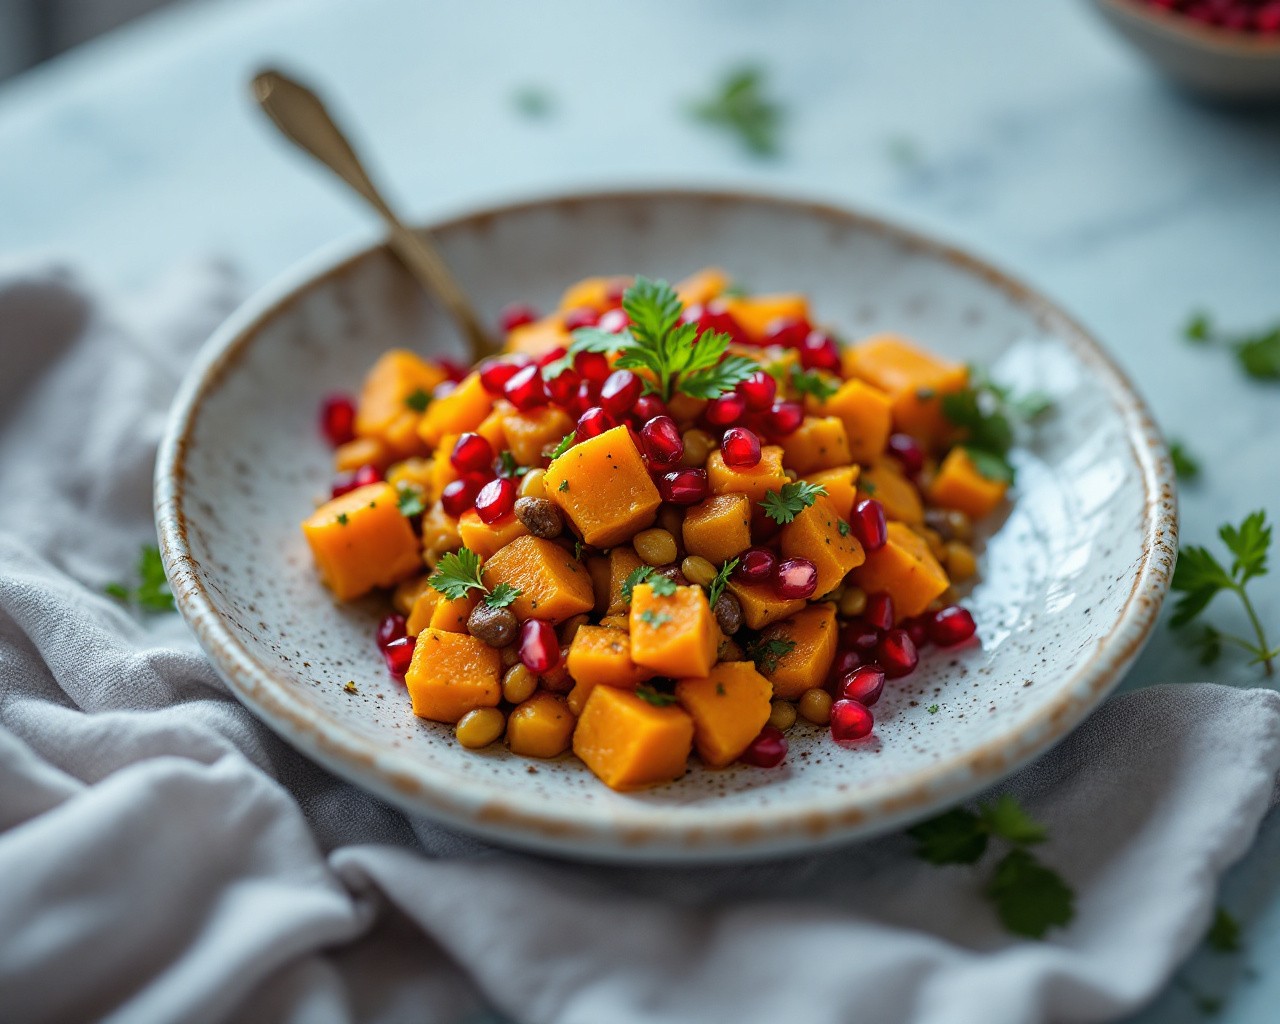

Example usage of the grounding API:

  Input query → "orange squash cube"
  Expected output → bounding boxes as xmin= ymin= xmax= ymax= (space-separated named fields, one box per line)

xmin=502 ymin=405 xmax=574 ymax=466
xmin=301 ymin=482 xmax=422 ymax=601
xmin=430 ymin=433 xmax=461 ymax=501
xmin=927 ymin=447 xmax=1009 ymax=521
xmin=392 ymin=574 xmax=434 ymax=615
xmin=572 ymin=685 xmax=695 ymax=790
xmin=630 ymin=584 xmax=718 ymax=678
xmin=566 ymin=626 xmax=650 ymax=714
xmin=429 ymin=591 xmax=478 ymax=633
xmin=335 ymin=436 xmax=391 ymax=473
xmin=851 ymin=521 xmax=950 ymax=618
xmin=720 ymin=294 xmax=810 ymax=344
xmin=757 ymin=604 xmax=839 ymax=699
xmin=475 ymin=408 xmax=508 ymax=452
xmin=707 ymin=444 xmax=788 ymax=505
xmin=682 ymin=493 xmax=753 ymax=565
xmin=457 ymin=510 xmax=529 ymax=559
xmin=782 ymin=416 xmax=852 ymax=475
xmin=418 ymin=372 xmax=493 ymax=448
xmin=811 ymin=378 xmax=893 ymax=465
xmin=602 ymin=547 xmax=645 ymax=615
xmin=802 ymin=465 xmax=860 ymax=520
xmin=726 ymin=579 xmax=806 ymax=631
xmin=505 ymin=315 xmax=572 ymax=357
xmin=405 ymin=628 xmax=501 ymax=723
xmin=859 ymin=459 xmax=924 ymax=525
xmin=844 ymin=334 xmax=968 ymax=445
xmin=356 ymin=350 xmax=447 ymax=452
xmin=405 ymin=587 xmax=441 ymax=636
xmin=675 ymin=266 xmax=730 ymax=306
xmin=506 ymin=693 xmax=575 ymax=758
xmin=543 ymin=425 xmax=662 ymax=547
xmin=558 ymin=275 xmax=630 ymax=313
xmin=779 ymin=495 xmax=866 ymax=597
xmin=675 ymin=661 xmax=773 ymax=767
xmin=481 ymin=536 xmax=594 ymax=624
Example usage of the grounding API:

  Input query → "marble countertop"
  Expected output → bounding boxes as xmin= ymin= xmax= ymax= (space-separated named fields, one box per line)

xmin=2 ymin=0 xmax=1278 ymax=1019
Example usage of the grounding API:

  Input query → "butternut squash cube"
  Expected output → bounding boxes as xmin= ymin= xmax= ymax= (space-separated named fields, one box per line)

xmin=335 ymin=436 xmax=391 ymax=473
xmin=507 ymin=693 xmax=575 ymax=758
xmin=779 ymin=495 xmax=866 ymax=597
xmin=675 ymin=266 xmax=730 ymax=307
xmin=502 ymin=405 xmax=574 ymax=466
xmin=707 ymin=445 xmax=788 ymax=505
xmin=757 ymin=604 xmax=839 ymax=699
xmin=405 ymin=629 xmax=501 ymax=723
xmin=859 ymin=459 xmax=924 ymax=525
xmin=457 ymin=510 xmax=529 ymax=559
xmin=431 ymin=433 xmax=461 ymax=500
xmin=505 ymin=315 xmax=572 ymax=357
xmin=851 ymin=521 xmax=950 ymax=618
xmin=482 ymin=535 xmax=594 ymax=624
xmin=682 ymin=493 xmax=753 ymax=565
xmin=566 ymin=626 xmax=650 ymax=714
xmin=558 ymin=275 xmax=630 ymax=313
xmin=810 ymin=378 xmax=893 ymax=465
xmin=418 ymin=372 xmax=493 ymax=448
xmin=405 ymin=587 xmax=441 ymax=636
xmin=543 ymin=425 xmax=661 ymax=547
xmin=782 ymin=416 xmax=852 ymax=475
xmin=603 ymin=547 xmax=644 ymax=615
xmin=927 ymin=447 xmax=1009 ymax=520
xmin=475 ymin=408 xmax=508 ymax=452
xmin=675 ymin=661 xmax=773 ymax=767
xmin=301 ymin=482 xmax=422 ymax=601
xmin=630 ymin=584 xmax=718 ymax=679
xmin=429 ymin=592 xmax=478 ymax=633
xmin=725 ymin=579 xmax=805 ymax=631
xmin=720 ymin=294 xmax=810 ymax=345
xmin=802 ymin=465 xmax=860 ymax=520
xmin=845 ymin=334 xmax=968 ymax=446
xmin=356 ymin=350 xmax=447 ymax=452
xmin=572 ymin=685 xmax=694 ymax=790
xmin=392 ymin=574 xmax=434 ymax=615
xmin=386 ymin=457 xmax=435 ymax=500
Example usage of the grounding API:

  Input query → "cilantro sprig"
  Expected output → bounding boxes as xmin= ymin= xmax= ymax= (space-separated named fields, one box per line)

xmin=688 ymin=65 xmax=783 ymax=157
xmin=908 ymin=794 xmax=1074 ymax=939
xmin=760 ymin=481 xmax=826 ymax=526
xmin=789 ymin=366 xmax=839 ymax=402
xmin=427 ymin=548 xmax=522 ymax=609
xmin=1170 ymin=510 xmax=1276 ymax=674
xmin=395 ymin=484 xmax=426 ymax=518
xmin=941 ymin=369 xmax=1052 ymax=484
xmin=549 ymin=278 xmax=756 ymax=403
xmin=708 ymin=557 xmax=740 ymax=607
xmin=106 ymin=544 xmax=175 ymax=614
xmin=620 ymin=565 xmax=677 ymax=604
xmin=745 ymin=636 xmax=796 ymax=674
xmin=549 ymin=432 xmax=576 ymax=460
xmin=1185 ymin=310 xmax=1280 ymax=382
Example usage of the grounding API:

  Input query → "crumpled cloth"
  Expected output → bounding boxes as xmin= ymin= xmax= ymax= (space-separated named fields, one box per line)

xmin=1 ymin=265 xmax=1278 ymax=1024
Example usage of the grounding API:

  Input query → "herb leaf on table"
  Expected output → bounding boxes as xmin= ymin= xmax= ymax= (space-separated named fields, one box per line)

xmin=1169 ymin=440 xmax=1201 ymax=482
xmin=688 ymin=66 xmax=783 ymax=157
xmin=1184 ymin=311 xmax=1280 ymax=382
xmin=106 ymin=544 xmax=175 ymax=613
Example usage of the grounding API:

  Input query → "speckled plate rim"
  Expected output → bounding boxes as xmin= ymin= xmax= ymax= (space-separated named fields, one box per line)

xmin=155 ymin=187 xmax=1178 ymax=862
xmin=1094 ymin=0 xmax=1280 ymax=55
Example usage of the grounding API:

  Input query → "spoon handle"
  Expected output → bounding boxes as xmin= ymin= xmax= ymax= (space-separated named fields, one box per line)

xmin=251 ymin=68 xmax=496 ymax=361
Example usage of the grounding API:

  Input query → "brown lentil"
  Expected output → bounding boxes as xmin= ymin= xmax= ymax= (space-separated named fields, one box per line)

xmin=467 ymin=603 xmax=518 ymax=648
xmin=714 ymin=592 xmax=744 ymax=635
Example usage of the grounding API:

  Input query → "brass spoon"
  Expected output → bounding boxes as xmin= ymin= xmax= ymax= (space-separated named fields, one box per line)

xmin=251 ymin=68 xmax=497 ymax=361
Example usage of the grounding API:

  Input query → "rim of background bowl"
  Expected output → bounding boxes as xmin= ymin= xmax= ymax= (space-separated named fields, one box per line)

xmin=1095 ymin=0 xmax=1280 ymax=55
xmin=155 ymin=187 xmax=1178 ymax=862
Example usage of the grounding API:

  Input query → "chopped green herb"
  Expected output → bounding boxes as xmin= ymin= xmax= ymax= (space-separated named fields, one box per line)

xmin=574 ymin=539 xmax=584 ymax=561
xmin=1206 ymin=907 xmax=1242 ymax=953
xmin=716 ymin=682 xmax=726 ymax=696
xmin=427 ymin=548 xmax=488 ymax=602
xmin=497 ymin=451 xmax=529 ymax=478
xmin=396 ymin=485 xmax=426 ymax=518
xmin=550 ymin=433 xmax=576 ymax=460
xmin=344 ymin=680 xmax=358 ymax=695
xmin=747 ymin=636 xmax=795 ymax=674
xmin=649 ymin=574 xmax=678 ymax=598
xmin=861 ymin=481 xmax=877 ymax=495
xmin=558 ymin=480 xmax=569 ymax=492
xmin=688 ymin=65 xmax=783 ymax=157
xmin=336 ymin=512 xmax=350 ymax=526
xmin=986 ymin=849 xmax=1075 ymax=940
xmin=640 ymin=609 xmax=673 ymax=628
xmin=979 ymin=793 xmax=1048 ymax=846
xmin=708 ymin=557 xmax=740 ymax=607
xmin=635 ymin=684 xmax=679 ymax=706
xmin=838 ymin=520 xmax=851 ymax=537
xmin=1170 ymin=440 xmax=1201 ymax=482
xmin=513 ymin=85 xmax=554 ymax=118
xmin=404 ymin=388 xmax=432 ymax=412
xmin=105 ymin=544 xmax=175 ymax=614
xmin=486 ymin=583 xmax=521 ymax=609
xmin=620 ymin=566 xmax=655 ymax=603
xmin=1184 ymin=311 xmax=1280 ymax=382
xmin=760 ymin=481 xmax=827 ymax=525
xmin=927 ymin=704 xmax=940 ymax=715
xmin=789 ymin=365 xmax=840 ymax=401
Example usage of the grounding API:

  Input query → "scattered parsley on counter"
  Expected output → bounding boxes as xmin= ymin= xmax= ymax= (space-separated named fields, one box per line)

xmin=688 ymin=65 xmax=783 ymax=157
xmin=427 ymin=548 xmax=522 ymax=609
xmin=760 ymin=481 xmax=826 ymax=526
xmin=513 ymin=85 xmax=555 ymax=118
xmin=1185 ymin=310 xmax=1280 ymax=382
xmin=1206 ymin=907 xmax=1242 ymax=953
xmin=106 ymin=544 xmax=175 ymax=614
xmin=927 ymin=704 xmax=940 ymax=714
xmin=1169 ymin=440 xmax=1201 ymax=483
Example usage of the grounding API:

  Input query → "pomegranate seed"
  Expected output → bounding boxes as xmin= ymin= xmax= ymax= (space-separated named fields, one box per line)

xmin=545 ymin=366 xmax=581 ymax=407
xmin=739 ymin=725 xmax=788 ymax=767
xmin=737 ymin=370 xmax=777 ymax=411
xmin=383 ymin=636 xmax=416 ymax=678
xmin=330 ymin=474 xmax=358 ymax=498
xmin=575 ymin=351 xmax=610 ymax=384
xmin=775 ymin=558 xmax=818 ymax=600
xmin=503 ymin=364 xmax=548 ymax=411
xmin=603 ymin=279 xmax=629 ymax=306
xmin=737 ymin=547 xmax=777 ymax=583
xmin=929 ymin=605 xmax=978 ymax=647
xmin=658 ymin=468 xmax=709 ymax=505
xmin=499 ymin=303 xmax=538 ymax=333
xmin=479 ymin=358 xmax=522 ymax=396
xmin=905 ymin=616 xmax=930 ymax=649
xmin=763 ymin=316 xmax=811 ymax=350
xmin=475 ymin=477 xmax=516 ymax=524
xmin=799 ymin=330 xmax=841 ymax=371
xmin=520 ymin=619 xmax=560 ymax=673
xmin=441 ymin=477 xmax=482 ymax=518
xmin=720 ymin=427 xmax=762 ymax=468
xmin=831 ymin=649 xmax=863 ymax=680
xmin=766 ymin=400 xmax=804 ymax=438
xmin=705 ymin=393 xmax=746 ymax=427
xmin=641 ymin=415 xmax=684 ymax=467
xmin=319 ymin=394 xmax=357 ymax=448
xmin=600 ymin=370 xmax=643 ymax=416
xmin=840 ymin=666 xmax=886 ymax=707
xmin=633 ymin=394 xmax=669 ymax=422
xmin=878 ymin=628 xmax=919 ymax=678
xmin=684 ymin=302 xmax=750 ymax=347
xmin=830 ymin=700 xmax=875 ymax=742
xmin=353 ymin=464 xmax=382 ymax=487
xmin=887 ymin=433 xmax=925 ymax=476
xmin=841 ymin=619 xmax=882 ymax=651
xmin=535 ymin=347 xmax=566 ymax=368
xmin=1258 ymin=4 xmax=1280 ymax=32
xmin=851 ymin=498 xmax=888 ymax=552
xmin=864 ymin=592 xmax=895 ymax=632
xmin=451 ymin=433 xmax=495 ymax=475
xmin=599 ymin=308 xmax=631 ymax=334
xmin=376 ymin=613 xmax=407 ymax=649
xmin=576 ymin=406 xmax=615 ymax=440
xmin=563 ymin=306 xmax=599 ymax=330
xmin=437 ymin=359 xmax=468 ymax=383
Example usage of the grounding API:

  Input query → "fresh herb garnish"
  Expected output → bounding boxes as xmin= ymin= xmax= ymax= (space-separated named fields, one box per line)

xmin=550 ymin=278 xmax=756 ymax=402
xmin=635 ymin=684 xmax=679 ymax=707
xmin=558 ymin=480 xmax=569 ymax=492
xmin=941 ymin=369 xmax=1052 ymax=484
xmin=1170 ymin=440 xmax=1201 ymax=482
xmin=649 ymin=574 xmax=678 ymax=597
xmin=336 ymin=512 xmax=350 ymax=526
xmin=790 ymin=365 xmax=840 ymax=401
xmin=344 ymin=681 xmax=358 ymax=695
xmin=1170 ymin=510 xmax=1276 ymax=675
xmin=549 ymin=433 xmax=576 ymax=460
xmin=105 ymin=544 xmax=175 ymax=614
xmin=396 ymin=485 xmax=426 ymax=518
xmin=513 ymin=85 xmax=554 ymax=118
xmin=497 ymin=451 xmax=529 ymax=478
xmin=746 ymin=636 xmax=796 ymax=674
xmin=620 ymin=566 xmax=655 ymax=603
xmin=688 ymin=65 xmax=783 ymax=157
xmin=1185 ymin=310 xmax=1280 ymax=382
xmin=486 ymin=583 xmax=521 ymax=609
xmin=427 ymin=548 xmax=522 ymax=609
xmin=404 ymin=388 xmax=432 ymax=412
xmin=927 ymin=704 xmax=940 ymax=715
xmin=1206 ymin=907 xmax=1242 ymax=953
xmin=708 ymin=557 xmax=740 ymax=607
xmin=760 ymin=481 xmax=826 ymax=525
xmin=640 ymin=609 xmax=673 ymax=628
xmin=908 ymin=794 xmax=1074 ymax=939
xmin=574 ymin=539 xmax=584 ymax=561
xmin=837 ymin=520 xmax=851 ymax=537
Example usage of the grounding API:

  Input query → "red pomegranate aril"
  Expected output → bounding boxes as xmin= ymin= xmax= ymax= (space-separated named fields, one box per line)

xmin=686 ymin=302 xmax=750 ymax=347
xmin=545 ymin=366 xmax=581 ymax=406
xmin=451 ymin=433 xmax=495 ymax=475
xmin=474 ymin=477 xmax=516 ymax=524
xmin=598 ymin=307 xmax=631 ymax=334
xmin=437 ymin=359 xmax=468 ymax=383
xmin=705 ymin=393 xmax=746 ymax=427
xmin=775 ymin=558 xmax=818 ymax=600
xmin=603 ymin=279 xmax=629 ymax=306
xmin=576 ymin=406 xmax=615 ymax=441
xmin=600 ymin=369 xmax=643 ymax=416
xmin=319 ymin=394 xmax=357 ymax=448
xmin=563 ymin=306 xmax=599 ymax=331
xmin=851 ymin=498 xmax=888 ymax=552
xmin=658 ymin=468 xmax=709 ymax=505
xmin=840 ymin=666 xmax=886 ymax=707
xmin=479 ymin=358 xmax=522 ymax=396
xmin=383 ymin=636 xmax=416 ymax=678
xmin=766 ymin=400 xmax=805 ymax=437
xmin=763 ymin=316 xmax=811 ymax=350
xmin=641 ymin=415 xmax=684 ymax=466
xmin=534 ymin=347 xmax=566 ymax=369
xmin=520 ymin=619 xmax=560 ymax=673
xmin=799 ymin=330 xmax=841 ymax=371
xmin=503 ymin=364 xmax=548 ymax=410
xmin=878 ymin=628 xmax=919 ymax=678
xmin=737 ymin=547 xmax=777 ymax=583
xmin=737 ymin=370 xmax=777 ymax=411
xmin=887 ymin=433 xmax=925 ymax=476
xmin=353 ymin=464 xmax=383 ymax=487
xmin=633 ymin=393 xmax=669 ymax=422
xmin=575 ymin=350 xmax=610 ymax=384
xmin=720 ymin=426 xmax=762 ymax=468
xmin=905 ymin=616 xmax=930 ymax=649
xmin=929 ymin=605 xmax=978 ymax=647
xmin=841 ymin=619 xmax=882 ymax=651
xmin=1259 ymin=4 xmax=1280 ymax=33
xmin=330 ymin=474 xmax=358 ymax=498
xmin=499 ymin=303 xmax=538 ymax=333
xmin=376 ymin=613 xmax=407 ymax=649
xmin=831 ymin=648 xmax=864 ymax=680
xmin=830 ymin=700 xmax=875 ymax=742
xmin=441 ymin=477 xmax=481 ymax=518
xmin=864 ymin=592 xmax=895 ymax=632
xmin=739 ymin=725 xmax=788 ymax=768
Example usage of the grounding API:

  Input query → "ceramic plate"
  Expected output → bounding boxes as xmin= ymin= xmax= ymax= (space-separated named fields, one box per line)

xmin=155 ymin=189 xmax=1177 ymax=862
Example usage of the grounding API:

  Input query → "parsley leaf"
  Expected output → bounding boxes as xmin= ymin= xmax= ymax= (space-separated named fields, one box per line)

xmin=106 ymin=544 xmax=175 ymax=614
xmin=336 ymin=512 xmax=350 ymax=526
xmin=558 ymin=480 xmax=569 ymax=492
xmin=1183 ymin=311 xmax=1280 ymax=382
xmin=790 ymin=366 xmax=840 ymax=401
xmin=979 ymin=794 xmax=1048 ymax=846
xmin=649 ymin=574 xmax=678 ymax=598
xmin=404 ymin=388 xmax=432 ymax=412
xmin=907 ymin=808 xmax=988 ymax=864
xmin=941 ymin=369 xmax=1051 ymax=484
xmin=635 ymin=684 xmax=679 ymax=707
xmin=746 ymin=636 xmax=796 ymax=674
xmin=427 ymin=548 xmax=487 ymax=601
xmin=1207 ymin=907 xmax=1242 ymax=953
xmin=620 ymin=566 xmax=655 ymax=604
xmin=485 ymin=582 xmax=521 ymax=609
xmin=927 ymin=704 xmax=940 ymax=714
xmin=760 ymin=481 xmax=826 ymax=525
xmin=1169 ymin=440 xmax=1201 ymax=482
xmin=396 ymin=484 xmax=426 ymax=518
xmin=513 ymin=85 xmax=554 ymax=118
xmin=708 ymin=557 xmax=740 ymax=607
xmin=639 ymin=608 xmax=673 ymax=628
xmin=986 ymin=849 xmax=1075 ymax=939
xmin=837 ymin=520 xmax=851 ymax=537
xmin=549 ymin=433 xmax=576 ymax=460
xmin=688 ymin=65 xmax=783 ymax=157
xmin=497 ymin=451 xmax=529 ymax=478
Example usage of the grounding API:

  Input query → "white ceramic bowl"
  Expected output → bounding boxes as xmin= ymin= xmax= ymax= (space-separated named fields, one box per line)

xmin=155 ymin=189 xmax=1177 ymax=862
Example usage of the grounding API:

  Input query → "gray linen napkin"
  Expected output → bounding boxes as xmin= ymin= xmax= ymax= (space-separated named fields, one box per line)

xmin=1 ymin=267 xmax=1277 ymax=1024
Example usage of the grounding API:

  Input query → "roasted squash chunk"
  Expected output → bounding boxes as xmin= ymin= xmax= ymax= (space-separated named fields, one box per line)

xmin=418 ymin=372 xmax=492 ymax=448
xmin=682 ymin=493 xmax=753 ymax=566
xmin=779 ymin=495 xmax=866 ymax=597
xmin=802 ymin=465 xmax=860 ymax=520
xmin=851 ymin=521 xmax=950 ymax=618
xmin=405 ymin=629 xmax=501 ymax=723
xmin=566 ymin=626 xmax=650 ymax=714
xmin=630 ymin=584 xmax=718 ymax=678
xmin=573 ymin=685 xmax=694 ymax=790
xmin=356 ymin=350 xmax=447 ymax=455
xmin=707 ymin=445 xmax=788 ymax=504
xmin=507 ymin=693 xmax=575 ymax=758
xmin=429 ymin=592 xmax=478 ymax=633
xmin=482 ymin=536 xmax=594 ymax=624
xmin=502 ymin=406 xmax=575 ymax=466
xmin=335 ymin=436 xmax=391 ymax=473
xmin=675 ymin=266 xmax=730 ymax=306
xmin=725 ymin=579 xmax=805 ymax=630
xmin=859 ymin=459 xmax=924 ymax=525
xmin=301 ymin=482 xmax=422 ymax=601
xmin=405 ymin=587 xmax=441 ymax=636
xmin=558 ymin=275 xmax=630 ymax=313
xmin=720 ymin=294 xmax=810 ymax=344
xmin=927 ymin=447 xmax=1009 ymax=520
xmin=505 ymin=315 xmax=572 ymax=357
xmin=543 ymin=425 xmax=662 ymax=547
xmin=782 ymin=416 xmax=852 ymax=475
xmin=758 ymin=604 xmax=839 ymax=699
xmin=811 ymin=378 xmax=893 ymax=465
xmin=675 ymin=661 xmax=773 ymax=767
xmin=457 ymin=510 xmax=529 ymax=559
xmin=844 ymin=333 xmax=968 ymax=446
